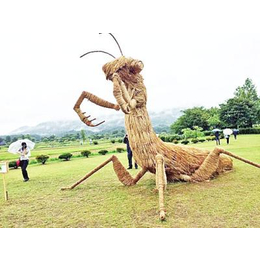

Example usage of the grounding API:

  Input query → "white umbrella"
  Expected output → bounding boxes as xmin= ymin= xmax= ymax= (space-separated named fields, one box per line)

xmin=8 ymin=139 xmax=35 ymax=154
xmin=223 ymin=129 xmax=233 ymax=136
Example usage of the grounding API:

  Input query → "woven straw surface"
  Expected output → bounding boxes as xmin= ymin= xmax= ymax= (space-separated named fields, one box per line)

xmin=102 ymin=56 xmax=234 ymax=182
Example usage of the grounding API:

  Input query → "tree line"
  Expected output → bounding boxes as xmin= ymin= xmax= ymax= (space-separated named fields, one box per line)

xmin=0 ymin=130 xmax=126 ymax=145
xmin=171 ymin=78 xmax=260 ymax=134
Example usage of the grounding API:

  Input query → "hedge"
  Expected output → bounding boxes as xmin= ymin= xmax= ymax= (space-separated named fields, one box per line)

xmin=238 ymin=128 xmax=260 ymax=134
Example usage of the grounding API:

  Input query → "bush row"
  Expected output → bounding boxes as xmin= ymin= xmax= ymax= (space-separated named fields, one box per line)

xmin=238 ymin=128 xmax=260 ymax=134
xmin=159 ymin=128 xmax=260 ymax=143
xmin=160 ymin=136 xmax=219 ymax=144
xmin=8 ymin=147 xmax=126 ymax=168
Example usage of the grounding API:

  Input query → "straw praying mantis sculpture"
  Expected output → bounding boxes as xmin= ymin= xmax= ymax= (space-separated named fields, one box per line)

xmin=62 ymin=34 xmax=260 ymax=221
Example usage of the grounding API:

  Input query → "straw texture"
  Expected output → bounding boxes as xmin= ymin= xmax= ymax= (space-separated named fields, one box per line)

xmin=103 ymin=57 xmax=235 ymax=182
xmin=70 ymin=55 xmax=260 ymax=220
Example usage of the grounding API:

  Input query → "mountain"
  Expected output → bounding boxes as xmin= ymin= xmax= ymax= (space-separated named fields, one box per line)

xmin=10 ymin=108 xmax=182 ymax=136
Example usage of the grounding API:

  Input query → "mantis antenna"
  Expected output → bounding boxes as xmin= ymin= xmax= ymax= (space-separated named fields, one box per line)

xmin=99 ymin=33 xmax=124 ymax=56
xmin=80 ymin=50 xmax=116 ymax=59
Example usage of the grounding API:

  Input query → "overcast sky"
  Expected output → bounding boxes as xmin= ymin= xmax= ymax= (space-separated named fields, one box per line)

xmin=1 ymin=0 xmax=260 ymax=135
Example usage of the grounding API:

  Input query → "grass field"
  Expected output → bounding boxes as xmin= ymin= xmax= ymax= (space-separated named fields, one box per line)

xmin=0 ymin=135 xmax=260 ymax=228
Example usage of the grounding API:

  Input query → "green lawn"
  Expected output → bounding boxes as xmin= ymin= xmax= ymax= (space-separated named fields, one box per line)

xmin=0 ymin=135 xmax=260 ymax=228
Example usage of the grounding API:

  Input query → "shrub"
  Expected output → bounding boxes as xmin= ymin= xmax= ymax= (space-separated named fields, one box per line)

xmin=206 ymin=137 xmax=212 ymax=142
xmin=199 ymin=139 xmax=206 ymax=143
xmin=9 ymin=161 xmax=18 ymax=169
xmin=239 ymin=128 xmax=260 ymax=134
xmin=172 ymin=140 xmax=179 ymax=144
xmin=36 ymin=155 xmax=50 ymax=165
xmin=117 ymin=139 xmax=123 ymax=143
xmin=59 ymin=153 xmax=73 ymax=161
xmin=160 ymin=134 xmax=182 ymax=142
xmin=170 ymin=134 xmax=182 ymax=141
xmin=81 ymin=150 xmax=91 ymax=158
xmin=93 ymin=141 xmax=98 ymax=145
xmin=211 ymin=137 xmax=216 ymax=141
xmin=116 ymin=148 xmax=125 ymax=153
xmin=204 ymin=131 xmax=212 ymax=136
xmin=111 ymin=139 xmax=116 ymax=144
xmin=159 ymin=136 xmax=166 ymax=142
xmin=98 ymin=150 xmax=108 ymax=155
xmin=191 ymin=139 xmax=199 ymax=144
xmin=181 ymin=140 xmax=190 ymax=145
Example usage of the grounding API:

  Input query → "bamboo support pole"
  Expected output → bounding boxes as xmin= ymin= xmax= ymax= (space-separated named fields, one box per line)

xmin=2 ymin=174 xmax=8 ymax=201
xmin=156 ymin=155 xmax=167 ymax=221
xmin=222 ymin=150 xmax=260 ymax=169
xmin=61 ymin=157 xmax=114 ymax=190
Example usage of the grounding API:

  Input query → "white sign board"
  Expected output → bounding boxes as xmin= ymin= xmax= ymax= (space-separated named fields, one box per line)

xmin=0 ymin=162 xmax=8 ymax=174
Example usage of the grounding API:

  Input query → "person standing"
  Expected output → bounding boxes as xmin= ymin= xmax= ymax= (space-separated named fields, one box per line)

xmin=18 ymin=142 xmax=30 ymax=182
xmin=215 ymin=131 xmax=221 ymax=145
xmin=233 ymin=129 xmax=239 ymax=140
xmin=225 ymin=134 xmax=230 ymax=145
xmin=123 ymin=134 xmax=138 ymax=170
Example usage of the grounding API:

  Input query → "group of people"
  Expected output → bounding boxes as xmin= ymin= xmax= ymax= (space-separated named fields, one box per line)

xmin=214 ymin=129 xmax=239 ymax=146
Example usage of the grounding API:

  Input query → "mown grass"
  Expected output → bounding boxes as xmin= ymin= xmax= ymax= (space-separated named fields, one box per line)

xmin=0 ymin=135 xmax=260 ymax=228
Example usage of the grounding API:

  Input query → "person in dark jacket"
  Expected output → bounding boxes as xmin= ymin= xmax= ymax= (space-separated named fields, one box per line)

xmin=215 ymin=131 xmax=221 ymax=145
xmin=123 ymin=134 xmax=138 ymax=170
xmin=233 ymin=129 xmax=239 ymax=140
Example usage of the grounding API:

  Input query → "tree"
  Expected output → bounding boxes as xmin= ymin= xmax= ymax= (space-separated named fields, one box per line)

xmin=80 ymin=129 xmax=86 ymax=144
xmin=220 ymin=98 xmax=257 ymax=128
xmin=170 ymin=107 xmax=209 ymax=134
xmin=207 ymin=114 xmax=222 ymax=129
xmin=220 ymin=78 xmax=259 ymax=128
xmin=12 ymin=137 xmax=18 ymax=142
xmin=182 ymin=127 xmax=204 ymax=139
xmin=234 ymin=78 xmax=258 ymax=101
xmin=5 ymin=136 xmax=11 ymax=143
xmin=256 ymin=100 xmax=260 ymax=124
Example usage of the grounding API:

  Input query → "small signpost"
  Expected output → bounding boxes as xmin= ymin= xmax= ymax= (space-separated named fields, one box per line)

xmin=0 ymin=162 xmax=9 ymax=201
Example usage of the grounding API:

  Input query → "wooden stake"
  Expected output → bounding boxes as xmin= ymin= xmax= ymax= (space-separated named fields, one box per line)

xmin=2 ymin=174 xmax=8 ymax=201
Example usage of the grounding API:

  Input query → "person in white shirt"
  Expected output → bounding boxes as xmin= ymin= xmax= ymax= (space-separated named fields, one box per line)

xmin=18 ymin=142 xmax=30 ymax=182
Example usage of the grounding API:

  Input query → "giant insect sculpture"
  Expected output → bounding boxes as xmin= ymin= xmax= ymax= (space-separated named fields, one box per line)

xmin=62 ymin=33 xmax=260 ymax=220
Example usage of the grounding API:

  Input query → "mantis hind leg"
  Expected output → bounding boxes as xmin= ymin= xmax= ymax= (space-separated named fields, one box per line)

xmin=191 ymin=147 xmax=233 ymax=182
xmin=61 ymin=155 xmax=147 ymax=190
